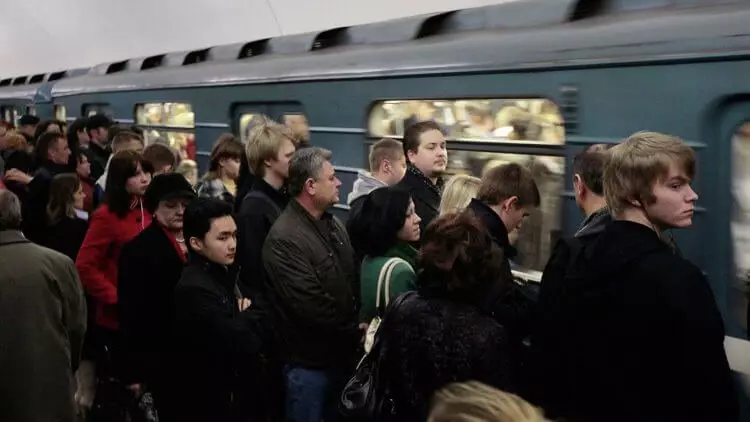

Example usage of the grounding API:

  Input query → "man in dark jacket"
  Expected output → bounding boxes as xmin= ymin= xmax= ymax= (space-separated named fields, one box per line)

xmin=83 ymin=114 xmax=112 ymax=181
xmin=23 ymin=132 xmax=72 ymax=242
xmin=572 ymin=143 xmax=613 ymax=238
xmin=0 ymin=190 xmax=87 ymax=422
xmin=529 ymin=132 xmax=739 ymax=422
xmin=395 ymin=120 xmax=447 ymax=235
xmin=263 ymin=147 xmax=360 ymax=422
xmin=170 ymin=198 xmax=269 ymax=422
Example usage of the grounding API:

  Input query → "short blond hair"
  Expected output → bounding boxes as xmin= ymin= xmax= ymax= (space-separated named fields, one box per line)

xmin=428 ymin=381 xmax=549 ymax=422
xmin=439 ymin=174 xmax=480 ymax=215
xmin=245 ymin=115 xmax=295 ymax=177
xmin=603 ymin=131 xmax=696 ymax=215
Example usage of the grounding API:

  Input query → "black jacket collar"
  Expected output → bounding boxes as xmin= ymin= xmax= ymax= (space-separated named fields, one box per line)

xmin=468 ymin=199 xmax=517 ymax=260
xmin=187 ymin=253 xmax=238 ymax=294
xmin=251 ymin=177 xmax=289 ymax=209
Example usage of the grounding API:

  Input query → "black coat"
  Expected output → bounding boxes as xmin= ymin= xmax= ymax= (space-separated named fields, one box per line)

xmin=168 ymin=257 xmax=270 ymax=422
xmin=117 ymin=223 xmax=186 ymax=386
xmin=235 ymin=178 xmax=288 ymax=297
xmin=263 ymin=199 xmax=360 ymax=369
xmin=37 ymin=216 xmax=89 ymax=262
xmin=23 ymin=162 xmax=69 ymax=243
xmin=395 ymin=167 xmax=441 ymax=236
xmin=528 ymin=220 xmax=739 ymax=422
xmin=380 ymin=289 xmax=514 ymax=421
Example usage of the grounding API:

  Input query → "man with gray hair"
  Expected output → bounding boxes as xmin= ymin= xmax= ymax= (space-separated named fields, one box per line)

xmin=263 ymin=147 xmax=360 ymax=422
xmin=0 ymin=190 xmax=87 ymax=422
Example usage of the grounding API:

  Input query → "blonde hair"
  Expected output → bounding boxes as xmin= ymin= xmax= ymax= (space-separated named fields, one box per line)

xmin=245 ymin=115 xmax=295 ymax=177
xmin=428 ymin=381 xmax=549 ymax=422
xmin=440 ymin=174 xmax=481 ymax=215
xmin=603 ymin=131 xmax=696 ymax=215
xmin=176 ymin=159 xmax=197 ymax=177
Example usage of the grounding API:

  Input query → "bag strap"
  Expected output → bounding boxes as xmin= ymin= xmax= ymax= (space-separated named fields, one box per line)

xmin=375 ymin=257 xmax=413 ymax=315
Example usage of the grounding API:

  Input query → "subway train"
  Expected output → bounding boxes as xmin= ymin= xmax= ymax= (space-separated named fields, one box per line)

xmin=2 ymin=0 xmax=750 ymax=379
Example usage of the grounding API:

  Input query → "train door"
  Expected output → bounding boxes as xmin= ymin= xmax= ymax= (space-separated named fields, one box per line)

xmin=716 ymin=102 xmax=750 ymax=340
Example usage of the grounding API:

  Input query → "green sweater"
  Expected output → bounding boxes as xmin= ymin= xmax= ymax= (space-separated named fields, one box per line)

xmin=359 ymin=242 xmax=418 ymax=322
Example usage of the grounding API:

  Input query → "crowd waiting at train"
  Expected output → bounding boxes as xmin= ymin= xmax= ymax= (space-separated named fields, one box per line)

xmin=0 ymin=113 xmax=741 ymax=422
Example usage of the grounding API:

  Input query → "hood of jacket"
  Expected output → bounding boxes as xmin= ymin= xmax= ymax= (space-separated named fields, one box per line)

xmin=566 ymin=220 xmax=671 ymax=292
xmin=347 ymin=172 xmax=387 ymax=205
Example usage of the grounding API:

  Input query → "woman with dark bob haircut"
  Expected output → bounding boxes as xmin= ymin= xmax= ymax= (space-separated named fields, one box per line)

xmin=348 ymin=186 xmax=421 ymax=323
xmin=376 ymin=212 xmax=516 ymax=422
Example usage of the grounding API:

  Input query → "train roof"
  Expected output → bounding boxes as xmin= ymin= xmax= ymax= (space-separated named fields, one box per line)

xmin=36 ymin=0 xmax=750 ymax=97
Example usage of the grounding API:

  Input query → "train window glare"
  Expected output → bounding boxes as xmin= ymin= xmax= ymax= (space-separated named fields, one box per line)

xmin=369 ymin=99 xmax=565 ymax=144
xmin=54 ymin=105 xmax=66 ymax=121
xmin=731 ymin=122 xmax=750 ymax=336
xmin=239 ymin=113 xmax=257 ymax=142
xmin=135 ymin=103 xmax=194 ymax=128
xmin=443 ymin=150 xmax=564 ymax=271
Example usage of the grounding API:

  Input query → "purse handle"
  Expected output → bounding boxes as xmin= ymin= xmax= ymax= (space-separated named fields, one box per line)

xmin=374 ymin=257 xmax=412 ymax=316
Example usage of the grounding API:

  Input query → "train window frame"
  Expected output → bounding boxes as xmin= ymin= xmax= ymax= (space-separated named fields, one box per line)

xmin=367 ymin=98 xmax=566 ymax=146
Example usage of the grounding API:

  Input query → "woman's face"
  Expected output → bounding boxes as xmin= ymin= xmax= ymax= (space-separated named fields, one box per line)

xmin=397 ymin=199 xmax=422 ymax=242
xmin=73 ymin=183 xmax=85 ymax=210
xmin=220 ymin=157 xmax=241 ymax=181
xmin=125 ymin=163 xmax=150 ymax=196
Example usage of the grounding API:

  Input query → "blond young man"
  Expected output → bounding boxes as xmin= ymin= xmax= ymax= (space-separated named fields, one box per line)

xmin=530 ymin=131 xmax=738 ymax=422
xmin=347 ymin=138 xmax=406 ymax=216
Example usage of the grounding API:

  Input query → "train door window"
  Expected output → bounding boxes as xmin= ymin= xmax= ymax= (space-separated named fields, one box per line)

xmin=135 ymin=102 xmax=194 ymax=159
xmin=25 ymin=105 xmax=36 ymax=116
xmin=239 ymin=113 xmax=260 ymax=142
xmin=1 ymin=106 xmax=12 ymax=122
xmin=731 ymin=122 xmax=750 ymax=335
xmin=54 ymin=105 xmax=66 ymax=122
xmin=368 ymin=98 xmax=565 ymax=271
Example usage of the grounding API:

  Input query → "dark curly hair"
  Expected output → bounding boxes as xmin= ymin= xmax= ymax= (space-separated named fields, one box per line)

xmin=418 ymin=212 xmax=505 ymax=294
xmin=349 ymin=186 xmax=412 ymax=257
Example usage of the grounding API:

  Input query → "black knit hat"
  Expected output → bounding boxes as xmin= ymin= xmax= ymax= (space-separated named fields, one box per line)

xmin=144 ymin=173 xmax=195 ymax=213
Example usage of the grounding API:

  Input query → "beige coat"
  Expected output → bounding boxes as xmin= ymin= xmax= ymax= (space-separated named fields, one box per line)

xmin=0 ymin=230 xmax=87 ymax=422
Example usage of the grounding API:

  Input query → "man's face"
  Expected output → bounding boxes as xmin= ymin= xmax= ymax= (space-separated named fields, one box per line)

xmin=48 ymin=137 xmax=71 ymax=165
xmin=407 ymin=129 xmax=447 ymax=178
xmin=191 ymin=216 xmax=237 ymax=266
xmin=645 ymin=164 xmax=698 ymax=229
xmin=309 ymin=160 xmax=341 ymax=209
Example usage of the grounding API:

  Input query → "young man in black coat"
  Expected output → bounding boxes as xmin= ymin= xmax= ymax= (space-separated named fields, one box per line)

xmin=117 ymin=173 xmax=195 ymax=419
xmin=529 ymin=131 xmax=739 ymax=422
xmin=169 ymin=198 xmax=270 ymax=422
xmin=395 ymin=120 xmax=448 ymax=236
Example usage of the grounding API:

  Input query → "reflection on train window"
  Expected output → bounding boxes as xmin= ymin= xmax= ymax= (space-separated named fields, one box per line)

xmin=447 ymin=150 xmax=564 ymax=271
xmin=239 ymin=113 xmax=257 ymax=142
xmin=135 ymin=103 xmax=194 ymax=128
xmin=135 ymin=103 xmax=195 ymax=160
xmin=731 ymin=122 xmax=750 ymax=336
xmin=26 ymin=105 xmax=36 ymax=116
xmin=369 ymin=99 xmax=565 ymax=144
xmin=54 ymin=105 xmax=66 ymax=122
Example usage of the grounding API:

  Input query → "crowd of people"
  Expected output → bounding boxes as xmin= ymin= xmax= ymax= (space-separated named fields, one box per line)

xmin=0 ymin=113 xmax=741 ymax=422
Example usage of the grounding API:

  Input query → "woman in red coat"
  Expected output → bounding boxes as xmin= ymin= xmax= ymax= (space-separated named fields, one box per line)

xmin=76 ymin=150 xmax=151 ymax=382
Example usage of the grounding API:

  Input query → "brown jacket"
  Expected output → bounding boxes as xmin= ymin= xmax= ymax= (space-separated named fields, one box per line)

xmin=0 ymin=230 xmax=87 ymax=422
xmin=263 ymin=199 xmax=360 ymax=368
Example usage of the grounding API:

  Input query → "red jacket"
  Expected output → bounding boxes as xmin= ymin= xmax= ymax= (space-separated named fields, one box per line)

xmin=76 ymin=202 xmax=151 ymax=330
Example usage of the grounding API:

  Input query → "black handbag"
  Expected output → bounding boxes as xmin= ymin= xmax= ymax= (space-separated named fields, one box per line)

xmin=339 ymin=291 xmax=416 ymax=421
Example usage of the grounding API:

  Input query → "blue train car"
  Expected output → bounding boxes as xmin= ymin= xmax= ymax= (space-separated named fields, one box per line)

xmin=4 ymin=0 xmax=750 ymax=397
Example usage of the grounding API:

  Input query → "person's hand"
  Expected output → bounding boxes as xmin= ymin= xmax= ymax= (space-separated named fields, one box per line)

xmin=238 ymin=298 xmax=251 ymax=311
xmin=4 ymin=169 xmax=31 ymax=185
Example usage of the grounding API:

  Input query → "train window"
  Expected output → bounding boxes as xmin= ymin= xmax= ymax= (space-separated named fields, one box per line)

xmin=135 ymin=103 xmax=194 ymax=128
xmin=369 ymin=99 xmax=565 ymax=144
xmin=26 ymin=105 xmax=36 ymax=116
xmin=732 ymin=122 xmax=750 ymax=335
xmin=135 ymin=103 xmax=195 ymax=160
xmin=54 ymin=105 xmax=66 ymax=122
xmin=1 ymin=107 xmax=12 ymax=122
xmin=83 ymin=104 xmax=114 ymax=118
